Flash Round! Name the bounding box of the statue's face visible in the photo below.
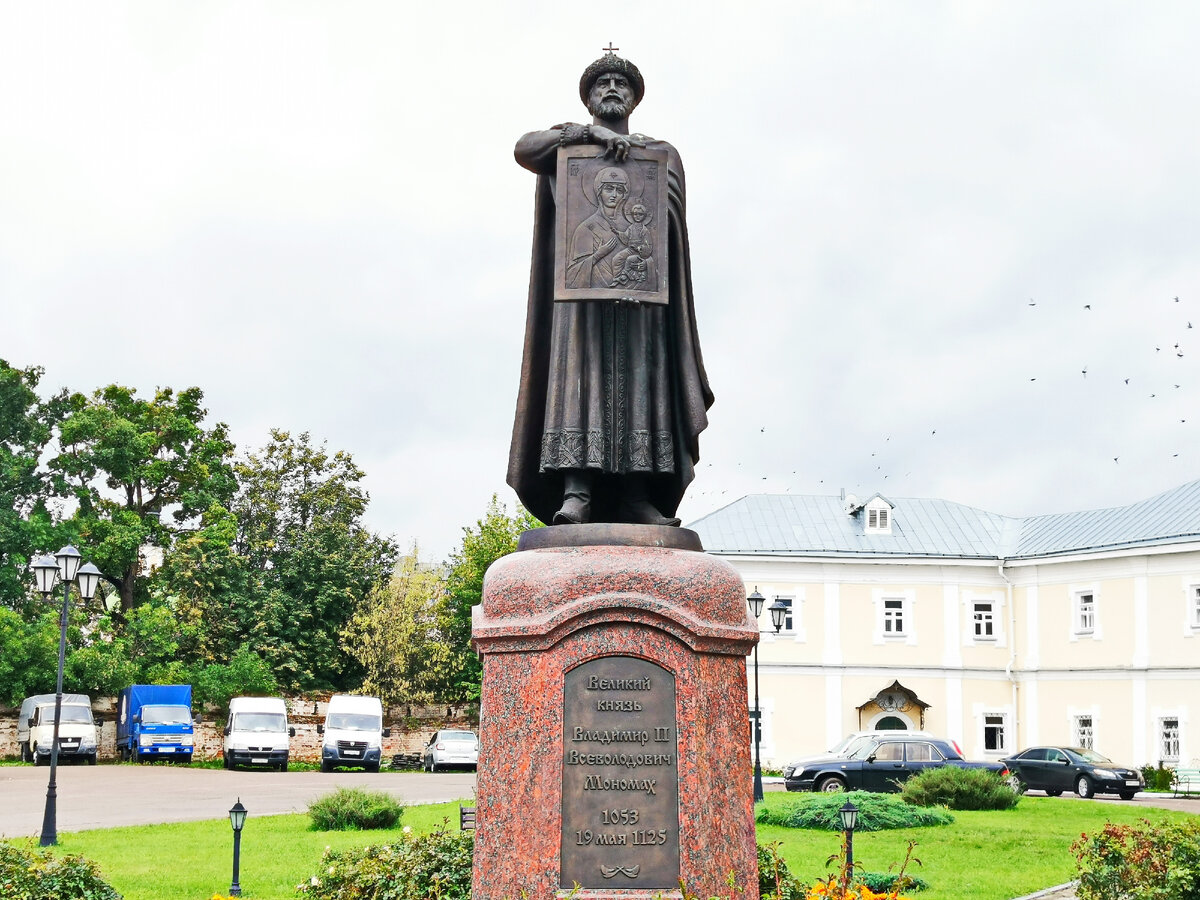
[599,182,627,208]
[588,72,634,121]
[631,205,646,222]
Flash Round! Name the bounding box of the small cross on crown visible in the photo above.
[602,43,619,54]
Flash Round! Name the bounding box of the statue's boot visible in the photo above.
[553,472,592,525]
[619,479,681,527]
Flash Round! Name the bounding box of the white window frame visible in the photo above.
[1074,714,1094,750]
[864,498,893,535]
[1190,584,1200,632]
[1069,584,1102,641]
[1159,716,1181,764]
[747,697,777,763]
[873,589,917,645]
[758,591,807,643]
[981,711,1009,755]
[972,600,996,640]
[961,590,1006,647]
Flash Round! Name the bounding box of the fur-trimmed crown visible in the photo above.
[579,52,645,108]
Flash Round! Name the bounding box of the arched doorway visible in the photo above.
[856,680,930,730]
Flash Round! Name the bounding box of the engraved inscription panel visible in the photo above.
[561,657,680,889]
[554,146,670,305]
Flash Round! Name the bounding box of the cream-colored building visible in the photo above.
[691,481,1200,771]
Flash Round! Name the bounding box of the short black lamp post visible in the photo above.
[747,587,766,802]
[229,798,247,897]
[839,799,859,881]
[31,547,101,847]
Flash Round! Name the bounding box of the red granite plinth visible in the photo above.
[471,527,760,900]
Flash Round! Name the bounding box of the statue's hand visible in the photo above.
[592,126,647,162]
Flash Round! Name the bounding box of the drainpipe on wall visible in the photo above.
[999,559,1018,750]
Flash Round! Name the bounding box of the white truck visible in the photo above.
[318,694,389,772]
[223,696,294,771]
[18,693,100,766]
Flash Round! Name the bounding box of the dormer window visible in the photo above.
[864,496,894,534]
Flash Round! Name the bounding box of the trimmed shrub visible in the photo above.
[1140,764,1175,792]
[756,791,953,831]
[759,841,806,900]
[860,871,929,894]
[307,787,404,831]
[900,767,1020,811]
[1073,818,1200,900]
[0,843,122,900]
[297,827,473,899]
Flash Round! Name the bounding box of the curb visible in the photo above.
[1009,881,1079,900]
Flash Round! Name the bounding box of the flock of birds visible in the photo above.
[686,293,1195,510]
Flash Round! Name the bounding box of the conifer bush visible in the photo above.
[899,767,1020,811]
[756,791,954,831]
[307,787,405,831]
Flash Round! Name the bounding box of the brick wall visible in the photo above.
[0,697,475,763]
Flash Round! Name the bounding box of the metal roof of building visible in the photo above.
[689,479,1200,560]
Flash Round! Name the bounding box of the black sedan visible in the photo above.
[783,736,1008,793]
[1002,746,1144,800]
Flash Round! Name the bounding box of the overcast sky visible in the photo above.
[3,3,1198,561]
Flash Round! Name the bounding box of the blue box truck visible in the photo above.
[116,685,195,764]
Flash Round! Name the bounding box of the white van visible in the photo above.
[223,696,294,771]
[318,694,389,772]
[18,693,99,766]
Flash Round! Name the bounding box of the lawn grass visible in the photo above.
[757,792,1199,900]
[11,792,1197,900]
[7,799,471,900]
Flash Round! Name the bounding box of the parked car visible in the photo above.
[780,730,939,778]
[422,729,479,772]
[1002,746,1144,800]
[783,736,1007,793]
[318,694,390,772]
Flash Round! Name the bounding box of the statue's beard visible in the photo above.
[592,99,631,122]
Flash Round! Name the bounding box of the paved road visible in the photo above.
[0,765,477,839]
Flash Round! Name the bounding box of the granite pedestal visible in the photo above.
[471,525,759,899]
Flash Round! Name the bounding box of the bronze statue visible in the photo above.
[507,50,712,527]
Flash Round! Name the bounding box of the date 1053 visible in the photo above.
[574,829,669,846]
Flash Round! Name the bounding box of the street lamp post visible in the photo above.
[229,798,248,897]
[31,547,101,847]
[747,588,765,802]
[839,799,859,885]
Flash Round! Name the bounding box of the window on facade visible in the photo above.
[1192,586,1200,628]
[1074,715,1094,750]
[1160,718,1180,762]
[883,598,905,634]
[1077,592,1095,634]
[774,597,794,633]
[984,714,1006,752]
[973,601,995,639]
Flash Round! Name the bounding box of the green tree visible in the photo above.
[341,546,448,706]
[50,384,237,615]
[232,431,397,691]
[0,607,59,705]
[435,496,539,704]
[0,360,69,611]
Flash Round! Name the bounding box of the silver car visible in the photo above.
[422,729,479,772]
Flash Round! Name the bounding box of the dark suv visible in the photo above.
[783,736,1008,793]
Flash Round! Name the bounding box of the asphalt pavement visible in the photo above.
[0,764,476,839]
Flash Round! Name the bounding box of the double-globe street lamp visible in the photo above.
[747,587,790,802]
[31,546,101,847]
